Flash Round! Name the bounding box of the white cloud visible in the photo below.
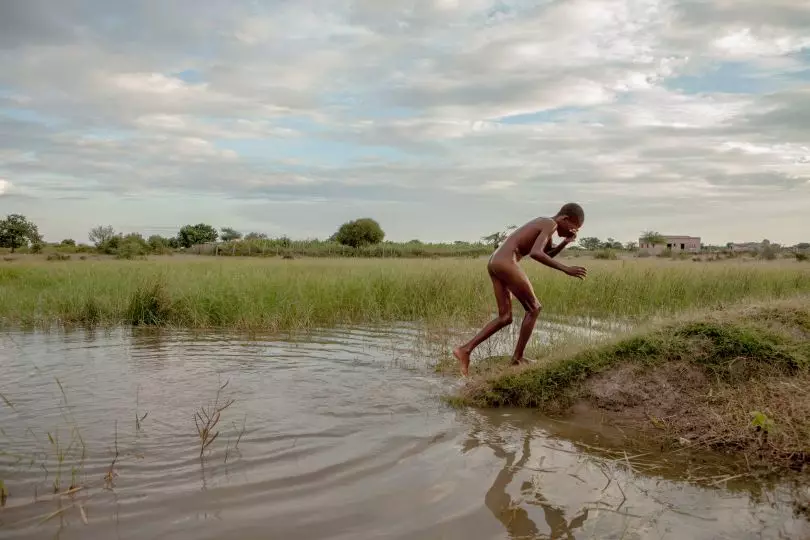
[0,178,12,196]
[0,0,809,244]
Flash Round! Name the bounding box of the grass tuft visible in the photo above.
[126,279,172,326]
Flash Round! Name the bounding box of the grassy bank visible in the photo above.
[1,257,809,331]
[454,298,810,471]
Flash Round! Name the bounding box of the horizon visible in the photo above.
[1,1,808,246]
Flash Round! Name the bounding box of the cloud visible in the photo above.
[0,178,12,196]
[0,0,808,244]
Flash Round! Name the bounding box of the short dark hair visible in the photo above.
[557,202,584,224]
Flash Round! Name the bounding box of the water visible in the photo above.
[1,327,808,539]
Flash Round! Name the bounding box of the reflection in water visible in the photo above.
[0,327,809,540]
[463,414,589,539]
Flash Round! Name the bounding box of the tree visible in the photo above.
[482,225,517,249]
[625,241,637,251]
[177,223,218,248]
[220,227,242,242]
[640,230,666,246]
[60,239,76,247]
[797,242,810,250]
[578,237,602,250]
[148,235,171,253]
[244,232,268,241]
[116,233,150,259]
[0,214,42,253]
[89,225,116,248]
[334,218,385,248]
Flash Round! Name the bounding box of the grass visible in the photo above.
[1,257,809,332]
[454,298,810,472]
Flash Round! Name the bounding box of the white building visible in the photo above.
[639,235,701,254]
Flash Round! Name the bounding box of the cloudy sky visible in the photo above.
[0,0,808,245]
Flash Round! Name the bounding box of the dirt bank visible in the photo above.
[454,298,810,472]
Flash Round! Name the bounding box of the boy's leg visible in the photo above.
[496,264,542,365]
[454,273,513,376]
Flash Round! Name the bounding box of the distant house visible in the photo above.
[638,235,701,254]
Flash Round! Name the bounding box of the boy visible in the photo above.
[453,203,587,376]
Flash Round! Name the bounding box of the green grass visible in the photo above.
[1,257,809,331]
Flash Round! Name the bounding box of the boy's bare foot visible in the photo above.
[453,347,471,376]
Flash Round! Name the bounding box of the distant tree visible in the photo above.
[640,231,666,246]
[334,218,385,248]
[625,241,637,251]
[116,233,150,260]
[0,214,42,253]
[97,234,122,255]
[177,223,218,248]
[482,231,506,249]
[60,238,76,247]
[147,235,170,253]
[244,232,268,241]
[797,242,810,250]
[579,237,602,251]
[602,237,622,249]
[482,225,517,250]
[220,227,242,242]
[89,225,116,248]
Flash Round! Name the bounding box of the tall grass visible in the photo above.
[1,258,808,331]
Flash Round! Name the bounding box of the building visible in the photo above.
[638,235,701,254]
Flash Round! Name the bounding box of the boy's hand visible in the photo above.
[564,265,587,279]
[561,230,577,244]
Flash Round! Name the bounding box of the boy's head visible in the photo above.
[554,202,584,237]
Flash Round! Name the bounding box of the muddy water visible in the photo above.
[1,327,808,540]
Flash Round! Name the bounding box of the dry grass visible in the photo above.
[452,297,810,473]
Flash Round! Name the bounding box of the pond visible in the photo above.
[0,325,808,539]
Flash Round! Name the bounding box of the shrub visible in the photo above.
[594,249,618,260]
[333,218,385,248]
[796,252,808,262]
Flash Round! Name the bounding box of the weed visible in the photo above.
[126,279,172,325]
[0,479,7,507]
[594,249,618,260]
[194,380,235,459]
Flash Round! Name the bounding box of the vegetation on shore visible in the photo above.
[1,257,809,332]
[452,298,810,472]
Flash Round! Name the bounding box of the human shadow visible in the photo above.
[462,412,590,539]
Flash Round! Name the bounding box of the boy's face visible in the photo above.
[557,215,581,238]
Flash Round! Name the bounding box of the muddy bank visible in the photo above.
[454,298,810,473]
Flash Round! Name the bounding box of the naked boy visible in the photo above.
[453,203,587,376]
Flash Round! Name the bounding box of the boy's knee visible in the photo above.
[498,312,513,326]
[527,300,542,316]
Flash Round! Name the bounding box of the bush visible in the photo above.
[46,253,71,261]
[760,245,778,261]
[116,234,150,260]
[796,252,808,262]
[333,218,385,248]
[594,249,618,260]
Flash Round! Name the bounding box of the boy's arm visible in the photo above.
[528,221,572,272]
[544,238,572,258]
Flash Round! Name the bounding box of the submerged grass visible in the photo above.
[1,257,809,332]
[455,298,810,472]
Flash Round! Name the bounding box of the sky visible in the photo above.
[0,0,808,246]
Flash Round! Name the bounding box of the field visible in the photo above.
[1,256,809,332]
